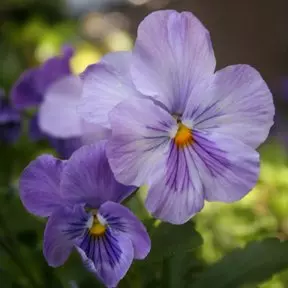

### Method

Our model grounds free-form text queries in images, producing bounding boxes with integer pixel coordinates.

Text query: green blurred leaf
[192,238,288,288]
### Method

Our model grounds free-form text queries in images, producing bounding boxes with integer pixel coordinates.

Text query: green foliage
[192,238,288,288]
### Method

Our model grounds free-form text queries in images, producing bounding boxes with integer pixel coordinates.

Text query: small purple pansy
[78,10,275,224]
[19,141,150,287]
[0,89,21,143]
[10,46,90,158]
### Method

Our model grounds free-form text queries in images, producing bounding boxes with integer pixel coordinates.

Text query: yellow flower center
[174,123,193,148]
[89,214,106,236]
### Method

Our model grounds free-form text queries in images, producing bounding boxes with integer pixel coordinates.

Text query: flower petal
[183,65,274,148]
[48,137,82,160]
[39,75,83,138]
[78,51,142,128]
[44,205,88,267]
[131,10,215,113]
[99,201,150,259]
[107,97,174,186]
[145,144,204,224]
[192,130,260,202]
[11,68,43,109]
[76,229,134,288]
[19,155,65,217]
[61,142,135,208]
[29,113,46,141]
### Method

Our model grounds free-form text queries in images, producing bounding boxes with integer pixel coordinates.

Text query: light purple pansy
[19,142,150,287]
[79,10,275,224]
[10,46,100,158]
[0,89,21,143]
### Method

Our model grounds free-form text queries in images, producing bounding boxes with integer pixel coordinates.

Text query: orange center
[174,123,193,148]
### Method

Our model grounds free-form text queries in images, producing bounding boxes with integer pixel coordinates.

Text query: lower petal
[192,130,260,202]
[77,229,134,287]
[99,201,150,259]
[44,205,89,267]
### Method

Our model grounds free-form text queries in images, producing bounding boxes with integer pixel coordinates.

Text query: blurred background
[1,0,288,287]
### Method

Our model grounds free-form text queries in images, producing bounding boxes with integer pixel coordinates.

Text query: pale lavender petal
[44,205,88,267]
[76,229,133,288]
[107,97,174,186]
[61,142,135,208]
[19,155,65,217]
[131,10,215,113]
[11,68,43,109]
[183,65,274,148]
[99,201,150,259]
[192,130,260,202]
[145,144,204,224]
[39,75,83,138]
[79,51,142,128]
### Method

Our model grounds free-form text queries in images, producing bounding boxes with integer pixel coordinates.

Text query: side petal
[192,130,260,202]
[44,205,88,267]
[29,113,46,141]
[99,201,150,259]
[107,97,174,187]
[76,229,134,288]
[78,51,142,128]
[61,142,135,208]
[131,10,216,113]
[19,155,65,217]
[145,144,204,224]
[183,65,275,148]
[39,75,83,138]
[11,68,43,109]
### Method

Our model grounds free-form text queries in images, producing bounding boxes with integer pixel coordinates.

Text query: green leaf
[148,220,203,263]
[192,238,288,288]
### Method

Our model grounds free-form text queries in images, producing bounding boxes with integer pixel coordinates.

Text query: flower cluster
[18,10,274,287]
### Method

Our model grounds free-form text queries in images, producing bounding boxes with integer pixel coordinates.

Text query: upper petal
[131,10,216,113]
[107,97,174,187]
[11,68,43,109]
[44,205,88,267]
[183,65,275,148]
[61,142,135,208]
[78,51,142,128]
[19,155,65,217]
[192,130,260,202]
[39,75,83,138]
[99,201,151,259]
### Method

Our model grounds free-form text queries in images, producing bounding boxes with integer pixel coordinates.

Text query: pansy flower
[19,142,150,287]
[78,10,275,224]
[0,89,21,143]
[10,46,96,158]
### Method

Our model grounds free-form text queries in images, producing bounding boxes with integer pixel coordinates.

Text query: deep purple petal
[79,51,142,129]
[11,68,43,109]
[183,65,275,148]
[99,201,150,259]
[29,113,46,141]
[44,205,88,267]
[192,130,260,202]
[39,75,83,138]
[131,10,216,113]
[36,51,72,93]
[19,155,65,217]
[61,142,135,208]
[0,98,21,143]
[107,97,174,186]
[48,136,82,159]
[145,143,205,224]
[76,229,134,288]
